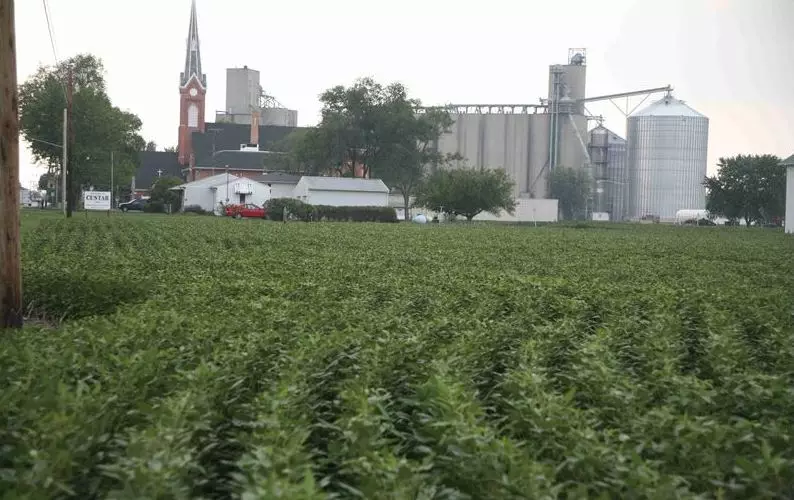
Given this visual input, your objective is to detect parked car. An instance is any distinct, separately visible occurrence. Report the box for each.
[224,203,267,219]
[119,198,149,212]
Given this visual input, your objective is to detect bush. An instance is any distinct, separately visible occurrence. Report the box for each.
[265,198,398,223]
[316,205,398,223]
[265,198,312,221]
[183,205,209,216]
[143,200,165,213]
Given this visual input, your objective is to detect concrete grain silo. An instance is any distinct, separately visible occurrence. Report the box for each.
[627,95,709,221]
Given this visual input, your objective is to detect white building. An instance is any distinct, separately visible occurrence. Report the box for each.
[173,173,279,215]
[19,186,41,207]
[172,174,390,214]
[251,172,301,199]
[472,199,558,223]
[784,155,794,234]
[292,177,390,207]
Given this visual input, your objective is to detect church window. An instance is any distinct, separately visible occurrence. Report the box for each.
[188,103,199,128]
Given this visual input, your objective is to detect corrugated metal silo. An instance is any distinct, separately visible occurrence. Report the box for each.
[528,113,550,197]
[627,95,709,221]
[605,130,628,221]
[434,112,534,197]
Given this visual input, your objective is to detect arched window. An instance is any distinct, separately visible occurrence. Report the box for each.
[187,103,199,128]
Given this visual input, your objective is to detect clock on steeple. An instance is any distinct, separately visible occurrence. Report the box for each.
[177,0,207,167]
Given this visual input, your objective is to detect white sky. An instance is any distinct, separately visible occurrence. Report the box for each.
[14,0,794,188]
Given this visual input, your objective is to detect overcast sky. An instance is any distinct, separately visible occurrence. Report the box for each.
[14,0,794,188]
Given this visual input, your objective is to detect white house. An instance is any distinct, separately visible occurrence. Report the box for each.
[174,172,303,214]
[19,186,41,207]
[783,154,794,234]
[171,173,255,214]
[292,177,390,207]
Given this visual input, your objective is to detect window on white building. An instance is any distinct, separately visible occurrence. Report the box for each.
[187,103,199,128]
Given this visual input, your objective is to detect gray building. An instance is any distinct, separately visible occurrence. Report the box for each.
[430,50,591,200]
[216,65,298,127]
[225,66,260,119]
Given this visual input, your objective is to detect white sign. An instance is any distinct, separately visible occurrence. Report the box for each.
[83,191,111,210]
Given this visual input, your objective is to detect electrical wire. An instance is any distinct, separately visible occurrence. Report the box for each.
[42,0,59,65]
[42,0,68,99]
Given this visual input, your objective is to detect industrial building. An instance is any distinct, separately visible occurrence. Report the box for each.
[427,49,710,222]
[784,155,794,234]
[215,66,298,127]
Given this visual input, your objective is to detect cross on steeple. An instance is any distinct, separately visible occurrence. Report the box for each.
[180,0,206,89]
[156,169,164,177]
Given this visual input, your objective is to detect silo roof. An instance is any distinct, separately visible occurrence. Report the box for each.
[632,96,706,118]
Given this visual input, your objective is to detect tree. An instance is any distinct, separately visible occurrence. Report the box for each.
[145,141,157,152]
[271,128,335,176]
[18,54,145,216]
[148,175,182,212]
[703,154,785,226]
[163,145,177,153]
[37,172,57,206]
[283,78,455,219]
[549,167,590,220]
[375,106,458,220]
[414,167,516,221]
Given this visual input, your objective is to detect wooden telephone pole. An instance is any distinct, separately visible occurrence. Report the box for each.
[0,0,23,328]
[65,68,74,217]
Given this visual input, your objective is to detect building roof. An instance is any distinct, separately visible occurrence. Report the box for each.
[780,154,794,167]
[135,151,183,190]
[250,172,301,185]
[173,173,246,190]
[199,149,288,170]
[191,123,306,165]
[632,95,706,118]
[298,176,389,193]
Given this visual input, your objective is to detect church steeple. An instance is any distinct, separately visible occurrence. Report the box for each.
[180,0,206,89]
[177,0,207,167]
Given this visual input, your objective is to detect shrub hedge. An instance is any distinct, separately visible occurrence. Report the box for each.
[265,197,398,223]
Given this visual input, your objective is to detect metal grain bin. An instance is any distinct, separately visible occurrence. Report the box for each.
[627,95,709,221]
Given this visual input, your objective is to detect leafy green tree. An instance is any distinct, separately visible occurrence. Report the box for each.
[414,167,516,221]
[19,54,145,216]
[37,172,57,206]
[549,167,590,220]
[378,108,459,221]
[149,176,183,212]
[703,154,784,226]
[282,78,455,219]
[163,145,178,153]
[145,141,157,152]
[271,127,339,176]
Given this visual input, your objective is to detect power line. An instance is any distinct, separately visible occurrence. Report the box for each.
[42,0,59,65]
[41,0,67,100]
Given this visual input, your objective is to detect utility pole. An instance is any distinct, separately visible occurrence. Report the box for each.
[110,151,114,209]
[61,108,67,214]
[0,0,23,328]
[65,67,74,217]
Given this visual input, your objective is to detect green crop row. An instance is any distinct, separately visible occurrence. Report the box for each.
[2,212,794,498]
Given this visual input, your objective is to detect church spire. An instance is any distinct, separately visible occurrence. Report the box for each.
[180,0,206,89]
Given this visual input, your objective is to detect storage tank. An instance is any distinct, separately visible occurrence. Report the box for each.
[605,131,629,221]
[627,95,709,221]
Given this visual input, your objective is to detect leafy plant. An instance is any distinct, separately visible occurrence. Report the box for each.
[6,212,794,498]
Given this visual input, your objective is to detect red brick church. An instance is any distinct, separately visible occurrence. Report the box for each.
[132,1,366,198]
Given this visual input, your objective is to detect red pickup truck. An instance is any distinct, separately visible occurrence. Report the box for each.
[224,203,267,219]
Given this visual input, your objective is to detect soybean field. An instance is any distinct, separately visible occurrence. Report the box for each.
[3,212,794,498]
